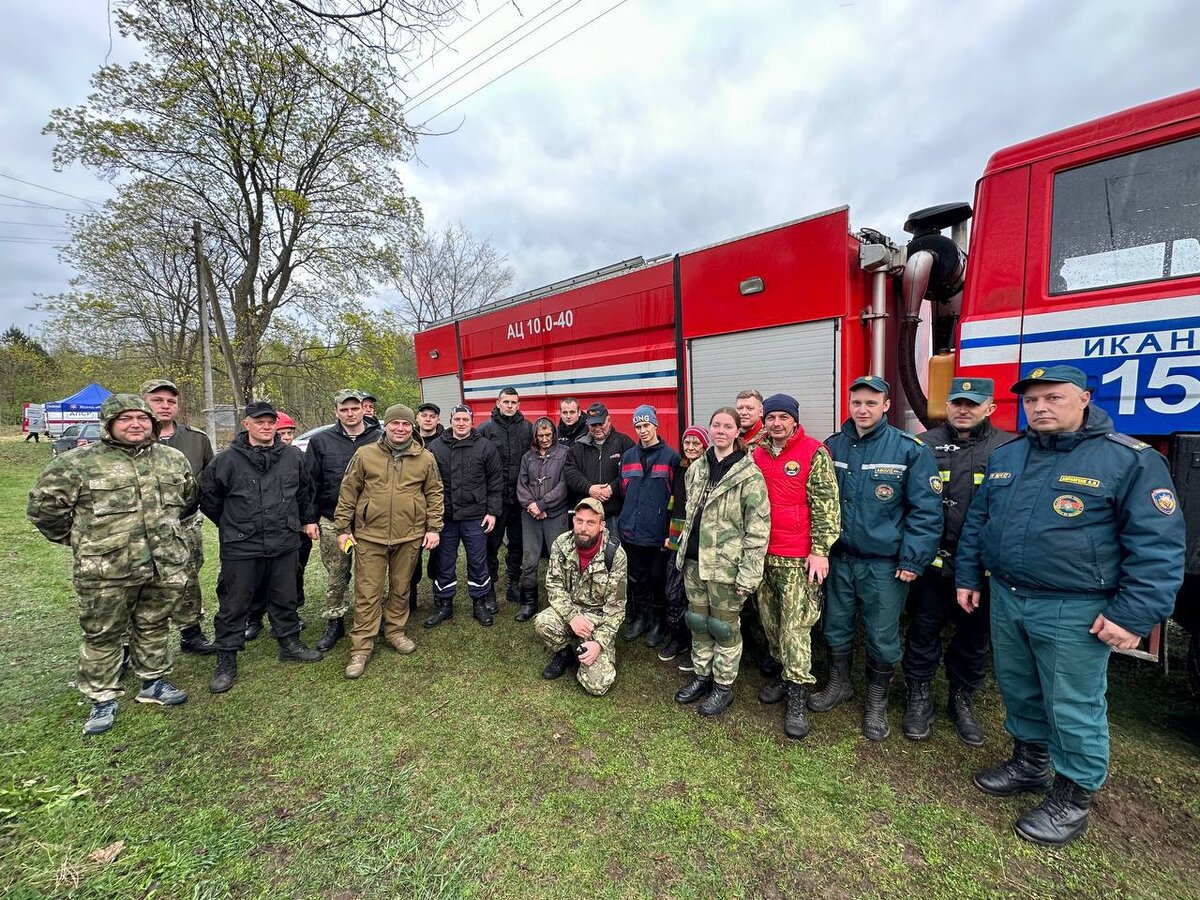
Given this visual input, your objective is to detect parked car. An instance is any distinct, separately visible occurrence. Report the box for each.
[293,425,330,452]
[51,423,102,457]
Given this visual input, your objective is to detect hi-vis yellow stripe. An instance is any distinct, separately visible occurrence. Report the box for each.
[939,469,951,481]
[974,473,984,485]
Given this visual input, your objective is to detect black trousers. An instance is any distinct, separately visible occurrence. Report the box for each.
[624,543,667,619]
[408,544,438,599]
[215,550,301,652]
[902,571,991,691]
[248,535,311,621]
[485,502,523,589]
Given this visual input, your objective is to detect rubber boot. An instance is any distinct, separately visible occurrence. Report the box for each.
[180,624,216,655]
[278,635,322,662]
[505,580,521,606]
[675,675,713,704]
[948,685,985,747]
[485,585,499,615]
[473,598,494,627]
[643,606,666,649]
[974,739,1054,796]
[515,586,538,623]
[901,679,933,741]
[424,599,453,629]
[1013,775,1094,847]
[210,651,237,693]
[862,658,894,742]
[622,597,648,642]
[808,644,853,712]
[784,681,810,739]
[314,618,344,652]
[698,683,734,717]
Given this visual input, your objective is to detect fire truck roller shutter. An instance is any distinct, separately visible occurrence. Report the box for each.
[688,319,839,438]
[420,373,463,418]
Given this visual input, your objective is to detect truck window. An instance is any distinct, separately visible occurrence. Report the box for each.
[1049,134,1200,294]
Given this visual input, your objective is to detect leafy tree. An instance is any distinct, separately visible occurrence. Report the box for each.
[0,327,60,424]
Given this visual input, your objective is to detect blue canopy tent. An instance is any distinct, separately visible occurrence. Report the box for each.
[45,383,112,436]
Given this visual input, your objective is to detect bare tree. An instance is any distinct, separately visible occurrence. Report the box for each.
[391,222,515,330]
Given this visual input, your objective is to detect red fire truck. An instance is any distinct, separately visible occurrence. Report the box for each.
[416,89,1200,684]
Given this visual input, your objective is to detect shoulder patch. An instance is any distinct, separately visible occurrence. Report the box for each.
[1151,488,1177,516]
[1106,433,1151,451]
[899,431,924,445]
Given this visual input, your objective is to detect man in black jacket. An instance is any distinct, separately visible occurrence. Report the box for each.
[410,402,445,611]
[426,406,504,627]
[478,387,534,610]
[565,402,635,535]
[556,396,587,445]
[306,390,382,652]
[200,402,323,693]
[901,377,1014,745]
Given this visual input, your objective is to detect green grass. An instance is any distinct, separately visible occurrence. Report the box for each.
[0,437,1198,899]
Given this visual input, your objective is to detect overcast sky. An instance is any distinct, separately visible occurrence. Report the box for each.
[1,0,1197,334]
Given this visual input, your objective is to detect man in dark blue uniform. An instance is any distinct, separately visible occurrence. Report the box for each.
[902,377,1014,745]
[809,375,942,741]
[956,365,1184,847]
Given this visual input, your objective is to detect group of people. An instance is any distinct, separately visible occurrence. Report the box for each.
[27,365,1185,848]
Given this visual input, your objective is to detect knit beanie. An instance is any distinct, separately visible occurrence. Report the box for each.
[384,404,415,426]
[632,404,659,427]
[762,393,800,421]
[681,425,710,449]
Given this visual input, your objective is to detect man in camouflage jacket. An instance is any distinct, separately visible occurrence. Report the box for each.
[27,394,197,735]
[534,498,628,696]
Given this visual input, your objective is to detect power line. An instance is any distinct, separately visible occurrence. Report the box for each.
[0,193,89,213]
[406,0,514,78]
[0,220,71,228]
[407,0,576,110]
[420,0,633,126]
[0,173,104,209]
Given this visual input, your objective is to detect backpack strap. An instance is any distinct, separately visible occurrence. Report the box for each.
[604,535,619,572]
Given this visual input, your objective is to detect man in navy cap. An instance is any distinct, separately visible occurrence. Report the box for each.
[809,375,942,741]
[901,377,1014,746]
[956,365,1185,847]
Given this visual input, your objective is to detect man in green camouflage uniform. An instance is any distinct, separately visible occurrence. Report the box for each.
[27,395,196,735]
[752,394,841,739]
[535,498,628,696]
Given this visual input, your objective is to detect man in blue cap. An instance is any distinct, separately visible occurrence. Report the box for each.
[810,375,942,741]
[956,365,1185,847]
[902,376,1014,746]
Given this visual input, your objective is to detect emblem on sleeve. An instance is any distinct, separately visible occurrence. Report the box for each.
[784,461,801,477]
[1052,495,1084,517]
[875,483,895,501]
[1151,488,1177,515]
[930,476,943,494]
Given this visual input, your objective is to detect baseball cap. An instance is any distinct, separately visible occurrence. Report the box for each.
[140,378,179,395]
[574,497,605,517]
[1010,365,1088,394]
[360,391,377,402]
[333,389,363,404]
[947,377,994,404]
[244,400,278,419]
[850,375,890,394]
[585,402,609,425]
[417,402,441,415]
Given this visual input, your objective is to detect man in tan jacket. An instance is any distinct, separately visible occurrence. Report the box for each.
[334,404,444,678]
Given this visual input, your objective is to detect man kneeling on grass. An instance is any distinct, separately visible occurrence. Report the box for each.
[534,498,627,696]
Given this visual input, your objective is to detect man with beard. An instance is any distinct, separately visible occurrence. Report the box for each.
[478,387,533,609]
[556,396,587,446]
[535,498,628,696]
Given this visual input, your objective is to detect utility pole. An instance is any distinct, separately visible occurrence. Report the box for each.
[193,220,218,447]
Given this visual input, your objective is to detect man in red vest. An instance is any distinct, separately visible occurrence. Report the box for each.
[752,393,841,738]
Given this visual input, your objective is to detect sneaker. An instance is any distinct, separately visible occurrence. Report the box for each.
[135,678,189,706]
[83,699,118,735]
[657,636,682,662]
[677,650,695,672]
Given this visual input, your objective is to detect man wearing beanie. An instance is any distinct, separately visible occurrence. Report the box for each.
[616,404,680,646]
[333,404,444,679]
[752,393,841,739]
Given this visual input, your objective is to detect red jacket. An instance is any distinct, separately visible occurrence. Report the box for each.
[753,426,823,558]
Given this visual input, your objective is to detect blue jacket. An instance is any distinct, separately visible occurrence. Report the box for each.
[956,406,1185,636]
[617,441,680,548]
[825,419,942,573]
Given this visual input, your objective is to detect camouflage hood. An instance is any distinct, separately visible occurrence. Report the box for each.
[100,394,161,443]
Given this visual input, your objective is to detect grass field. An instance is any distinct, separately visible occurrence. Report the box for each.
[1,437,1198,899]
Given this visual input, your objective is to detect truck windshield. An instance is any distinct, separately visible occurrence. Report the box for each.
[1049,134,1200,294]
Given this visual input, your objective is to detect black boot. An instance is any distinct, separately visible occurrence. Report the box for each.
[901,679,933,741]
[622,602,649,642]
[180,624,216,655]
[423,600,453,629]
[118,644,132,681]
[473,598,493,627]
[505,581,520,605]
[210,651,237,693]
[675,675,713,704]
[314,618,344,652]
[643,611,666,649]
[541,648,575,680]
[784,681,810,739]
[758,675,786,705]
[862,658,894,742]
[759,653,783,678]
[974,739,1054,796]
[1013,774,1093,847]
[948,685,985,747]
[485,586,500,615]
[244,617,264,641]
[698,683,734,717]
[514,587,538,623]
[808,644,853,712]
[278,635,322,662]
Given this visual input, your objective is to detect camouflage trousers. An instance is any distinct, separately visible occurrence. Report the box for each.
[171,514,206,628]
[533,607,617,696]
[77,577,184,701]
[683,561,746,686]
[758,557,822,685]
[318,517,354,619]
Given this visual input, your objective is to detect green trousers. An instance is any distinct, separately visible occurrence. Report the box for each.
[823,557,910,664]
[758,558,822,685]
[990,582,1112,791]
[78,578,183,701]
[319,517,354,619]
[534,607,618,697]
[172,514,206,628]
[683,562,746,686]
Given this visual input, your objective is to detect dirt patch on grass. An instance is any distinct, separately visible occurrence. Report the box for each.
[1092,774,1200,869]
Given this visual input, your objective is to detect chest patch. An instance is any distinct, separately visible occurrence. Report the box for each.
[784,460,801,477]
[875,483,896,501]
[1057,475,1101,489]
[1052,495,1085,518]
[1151,488,1178,515]
[930,476,943,494]
[989,471,1012,481]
